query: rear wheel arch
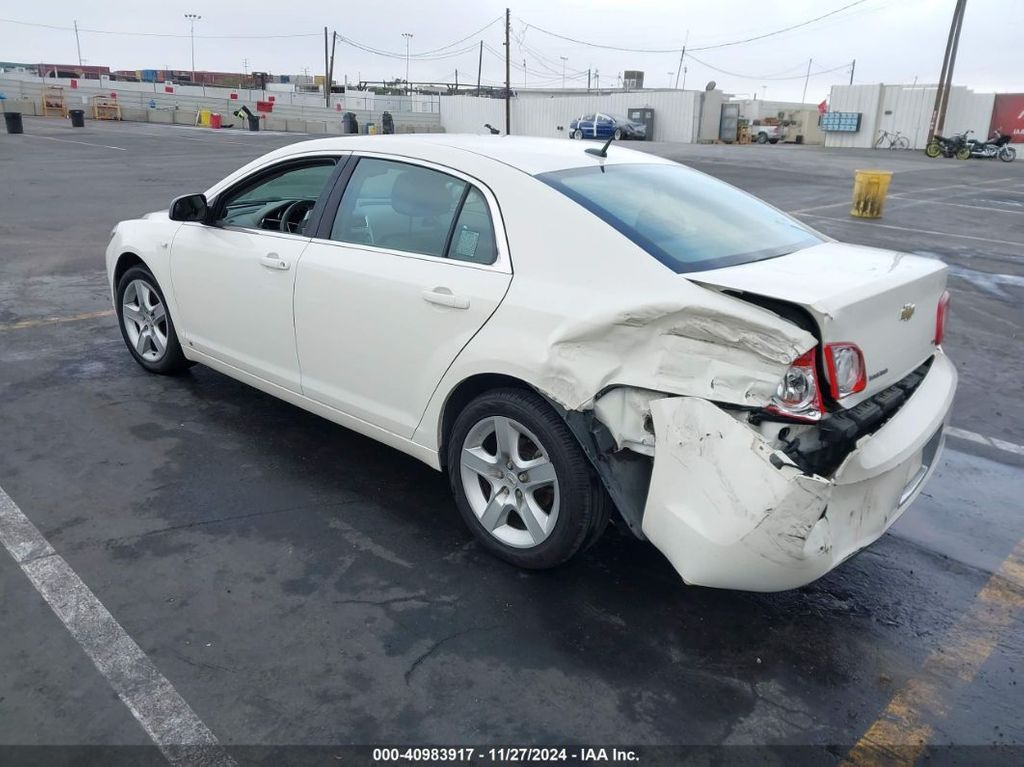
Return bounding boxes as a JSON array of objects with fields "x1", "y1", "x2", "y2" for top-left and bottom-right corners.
[{"x1": 439, "y1": 373, "x2": 536, "y2": 469}]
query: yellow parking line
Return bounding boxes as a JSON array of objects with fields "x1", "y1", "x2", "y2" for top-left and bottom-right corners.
[
  {"x1": 843, "y1": 539, "x2": 1024, "y2": 766},
  {"x1": 0, "y1": 309, "x2": 115, "y2": 332}
]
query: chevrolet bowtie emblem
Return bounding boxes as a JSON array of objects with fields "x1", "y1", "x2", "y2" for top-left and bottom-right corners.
[{"x1": 899, "y1": 303, "x2": 916, "y2": 321}]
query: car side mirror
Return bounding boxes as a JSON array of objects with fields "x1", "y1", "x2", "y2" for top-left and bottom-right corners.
[{"x1": 169, "y1": 193, "x2": 209, "y2": 222}]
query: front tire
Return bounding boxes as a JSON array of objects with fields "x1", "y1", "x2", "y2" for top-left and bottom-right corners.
[
  {"x1": 572, "y1": 129, "x2": 583, "y2": 140},
  {"x1": 116, "y1": 265, "x2": 192, "y2": 375},
  {"x1": 613, "y1": 128, "x2": 623, "y2": 141},
  {"x1": 956, "y1": 146, "x2": 971, "y2": 160},
  {"x1": 999, "y1": 146, "x2": 1016, "y2": 162},
  {"x1": 895, "y1": 135, "x2": 910, "y2": 150},
  {"x1": 447, "y1": 388, "x2": 607, "y2": 570}
]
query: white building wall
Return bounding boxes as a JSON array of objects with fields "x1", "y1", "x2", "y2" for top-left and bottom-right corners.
[
  {"x1": 825, "y1": 83, "x2": 996, "y2": 149},
  {"x1": 440, "y1": 90, "x2": 709, "y2": 142}
]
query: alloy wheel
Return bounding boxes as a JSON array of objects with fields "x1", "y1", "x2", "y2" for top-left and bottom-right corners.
[
  {"x1": 121, "y1": 279, "x2": 168, "y2": 362},
  {"x1": 459, "y1": 415, "x2": 560, "y2": 549}
]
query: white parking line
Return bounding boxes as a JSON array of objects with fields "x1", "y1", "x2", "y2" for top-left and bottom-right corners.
[
  {"x1": 946, "y1": 427, "x2": 1024, "y2": 457},
  {"x1": 22, "y1": 134, "x2": 127, "y2": 151},
  {"x1": 799, "y1": 213, "x2": 1024, "y2": 247},
  {"x1": 0, "y1": 485, "x2": 236, "y2": 766}
]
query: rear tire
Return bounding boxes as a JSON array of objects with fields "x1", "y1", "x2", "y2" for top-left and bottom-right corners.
[
  {"x1": 613, "y1": 128, "x2": 623, "y2": 141},
  {"x1": 895, "y1": 135, "x2": 910, "y2": 150},
  {"x1": 756, "y1": 132, "x2": 768, "y2": 144},
  {"x1": 116, "y1": 265, "x2": 193, "y2": 375},
  {"x1": 924, "y1": 141, "x2": 941, "y2": 158},
  {"x1": 447, "y1": 388, "x2": 606, "y2": 570},
  {"x1": 999, "y1": 146, "x2": 1016, "y2": 162}
]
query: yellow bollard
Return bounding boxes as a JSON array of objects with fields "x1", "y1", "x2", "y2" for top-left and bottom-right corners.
[
  {"x1": 850, "y1": 169, "x2": 893, "y2": 218},
  {"x1": 198, "y1": 108, "x2": 211, "y2": 127}
]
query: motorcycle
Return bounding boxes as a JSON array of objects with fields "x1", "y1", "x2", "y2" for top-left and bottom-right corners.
[
  {"x1": 966, "y1": 130, "x2": 1016, "y2": 162},
  {"x1": 925, "y1": 130, "x2": 972, "y2": 160}
]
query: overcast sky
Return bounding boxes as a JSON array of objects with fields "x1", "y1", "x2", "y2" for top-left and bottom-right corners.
[{"x1": 1, "y1": 0, "x2": 1020, "y2": 102}]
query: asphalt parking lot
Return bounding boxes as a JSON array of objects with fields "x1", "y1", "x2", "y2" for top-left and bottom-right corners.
[{"x1": 1, "y1": 117, "x2": 1022, "y2": 764}]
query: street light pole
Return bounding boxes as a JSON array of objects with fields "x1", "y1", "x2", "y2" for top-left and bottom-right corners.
[
  {"x1": 560, "y1": 56, "x2": 567, "y2": 89},
  {"x1": 184, "y1": 13, "x2": 201, "y2": 83},
  {"x1": 402, "y1": 32, "x2": 413, "y2": 95}
]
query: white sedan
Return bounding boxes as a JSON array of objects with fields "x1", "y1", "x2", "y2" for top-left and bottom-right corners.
[{"x1": 105, "y1": 135, "x2": 955, "y2": 591}]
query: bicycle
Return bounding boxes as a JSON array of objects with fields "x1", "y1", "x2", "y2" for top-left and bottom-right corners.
[{"x1": 875, "y1": 129, "x2": 911, "y2": 150}]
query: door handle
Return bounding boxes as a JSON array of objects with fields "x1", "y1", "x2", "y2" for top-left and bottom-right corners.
[
  {"x1": 422, "y1": 287, "x2": 469, "y2": 310},
  {"x1": 260, "y1": 252, "x2": 289, "y2": 271}
]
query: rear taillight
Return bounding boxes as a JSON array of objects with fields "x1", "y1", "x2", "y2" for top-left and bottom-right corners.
[
  {"x1": 768, "y1": 349, "x2": 823, "y2": 422},
  {"x1": 934, "y1": 290, "x2": 951, "y2": 345},
  {"x1": 823, "y1": 342, "x2": 867, "y2": 400}
]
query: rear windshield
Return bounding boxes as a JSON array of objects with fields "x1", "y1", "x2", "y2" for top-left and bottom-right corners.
[{"x1": 537, "y1": 163, "x2": 824, "y2": 273}]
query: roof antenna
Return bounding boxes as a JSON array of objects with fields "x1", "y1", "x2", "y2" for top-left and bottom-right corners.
[{"x1": 585, "y1": 135, "x2": 615, "y2": 158}]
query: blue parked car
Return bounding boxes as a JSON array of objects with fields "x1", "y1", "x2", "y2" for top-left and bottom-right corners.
[{"x1": 568, "y1": 112, "x2": 647, "y2": 141}]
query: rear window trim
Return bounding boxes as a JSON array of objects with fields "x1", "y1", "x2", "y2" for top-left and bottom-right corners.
[{"x1": 536, "y1": 163, "x2": 823, "y2": 274}]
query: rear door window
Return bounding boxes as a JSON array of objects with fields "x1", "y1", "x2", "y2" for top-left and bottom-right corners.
[
  {"x1": 331, "y1": 158, "x2": 465, "y2": 257},
  {"x1": 329, "y1": 158, "x2": 497, "y2": 265}
]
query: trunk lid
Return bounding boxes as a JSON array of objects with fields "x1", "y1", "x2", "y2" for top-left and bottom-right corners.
[{"x1": 691, "y1": 242, "x2": 947, "y2": 407}]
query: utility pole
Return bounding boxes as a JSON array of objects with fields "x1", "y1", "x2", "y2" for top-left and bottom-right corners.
[
  {"x1": 323, "y1": 27, "x2": 330, "y2": 108},
  {"x1": 674, "y1": 48, "x2": 685, "y2": 89},
  {"x1": 504, "y1": 7, "x2": 511, "y2": 135},
  {"x1": 328, "y1": 31, "x2": 337, "y2": 108},
  {"x1": 849, "y1": 58, "x2": 856, "y2": 85},
  {"x1": 588, "y1": 68, "x2": 591, "y2": 91},
  {"x1": 402, "y1": 32, "x2": 413, "y2": 95},
  {"x1": 930, "y1": 0, "x2": 967, "y2": 140},
  {"x1": 184, "y1": 13, "x2": 201, "y2": 83},
  {"x1": 73, "y1": 20, "x2": 83, "y2": 67},
  {"x1": 801, "y1": 58, "x2": 812, "y2": 104},
  {"x1": 560, "y1": 56, "x2": 568, "y2": 89},
  {"x1": 680, "y1": 66, "x2": 686, "y2": 90},
  {"x1": 476, "y1": 40, "x2": 483, "y2": 96},
  {"x1": 936, "y1": 0, "x2": 967, "y2": 137},
  {"x1": 455, "y1": 69, "x2": 458, "y2": 89}
]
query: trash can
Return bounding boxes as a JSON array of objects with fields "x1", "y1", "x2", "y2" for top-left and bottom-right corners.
[
  {"x1": 69, "y1": 109, "x2": 85, "y2": 128},
  {"x1": 210, "y1": 112, "x2": 222, "y2": 129},
  {"x1": 4, "y1": 111, "x2": 23, "y2": 134},
  {"x1": 367, "y1": 123, "x2": 378, "y2": 135},
  {"x1": 850, "y1": 170, "x2": 893, "y2": 219},
  {"x1": 342, "y1": 111, "x2": 358, "y2": 134},
  {"x1": 381, "y1": 111, "x2": 395, "y2": 134},
  {"x1": 198, "y1": 108, "x2": 211, "y2": 127}
]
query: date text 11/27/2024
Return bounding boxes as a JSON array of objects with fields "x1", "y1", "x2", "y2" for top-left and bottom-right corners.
[{"x1": 373, "y1": 747, "x2": 640, "y2": 762}]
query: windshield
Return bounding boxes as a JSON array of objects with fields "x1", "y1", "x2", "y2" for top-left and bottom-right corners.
[{"x1": 537, "y1": 163, "x2": 824, "y2": 272}]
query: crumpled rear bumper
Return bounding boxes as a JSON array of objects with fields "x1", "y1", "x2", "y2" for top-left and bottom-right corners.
[{"x1": 641, "y1": 351, "x2": 957, "y2": 591}]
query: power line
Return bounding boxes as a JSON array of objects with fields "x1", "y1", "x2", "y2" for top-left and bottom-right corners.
[
  {"x1": 0, "y1": 17, "x2": 318, "y2": 39},
  {"x1": 520, "y1": 0, "x2": 870, "y2": 54},
  {"x1": 684, "y1": 51, "x2": 853, "y2": 81},
  {"x1": 415, "y1": 16, "x2": 503, "y2": 55},
  {"x1": 337, "y1": 36, "x2": 481, "y2": 62}
]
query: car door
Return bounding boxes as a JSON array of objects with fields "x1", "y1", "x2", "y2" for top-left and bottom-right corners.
[
  {"x1": 170, "y1": 156, "x2": 342, "y2": 391},
  {"x1": 294, "y1": 155, "x2": 512, "y2": 438},
  {"x1": 595, "y1": 114, "x2": 614, "y2": 138},
  {"x1": 578, "y1": 113, "x2": 595, "y2": 137}
]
